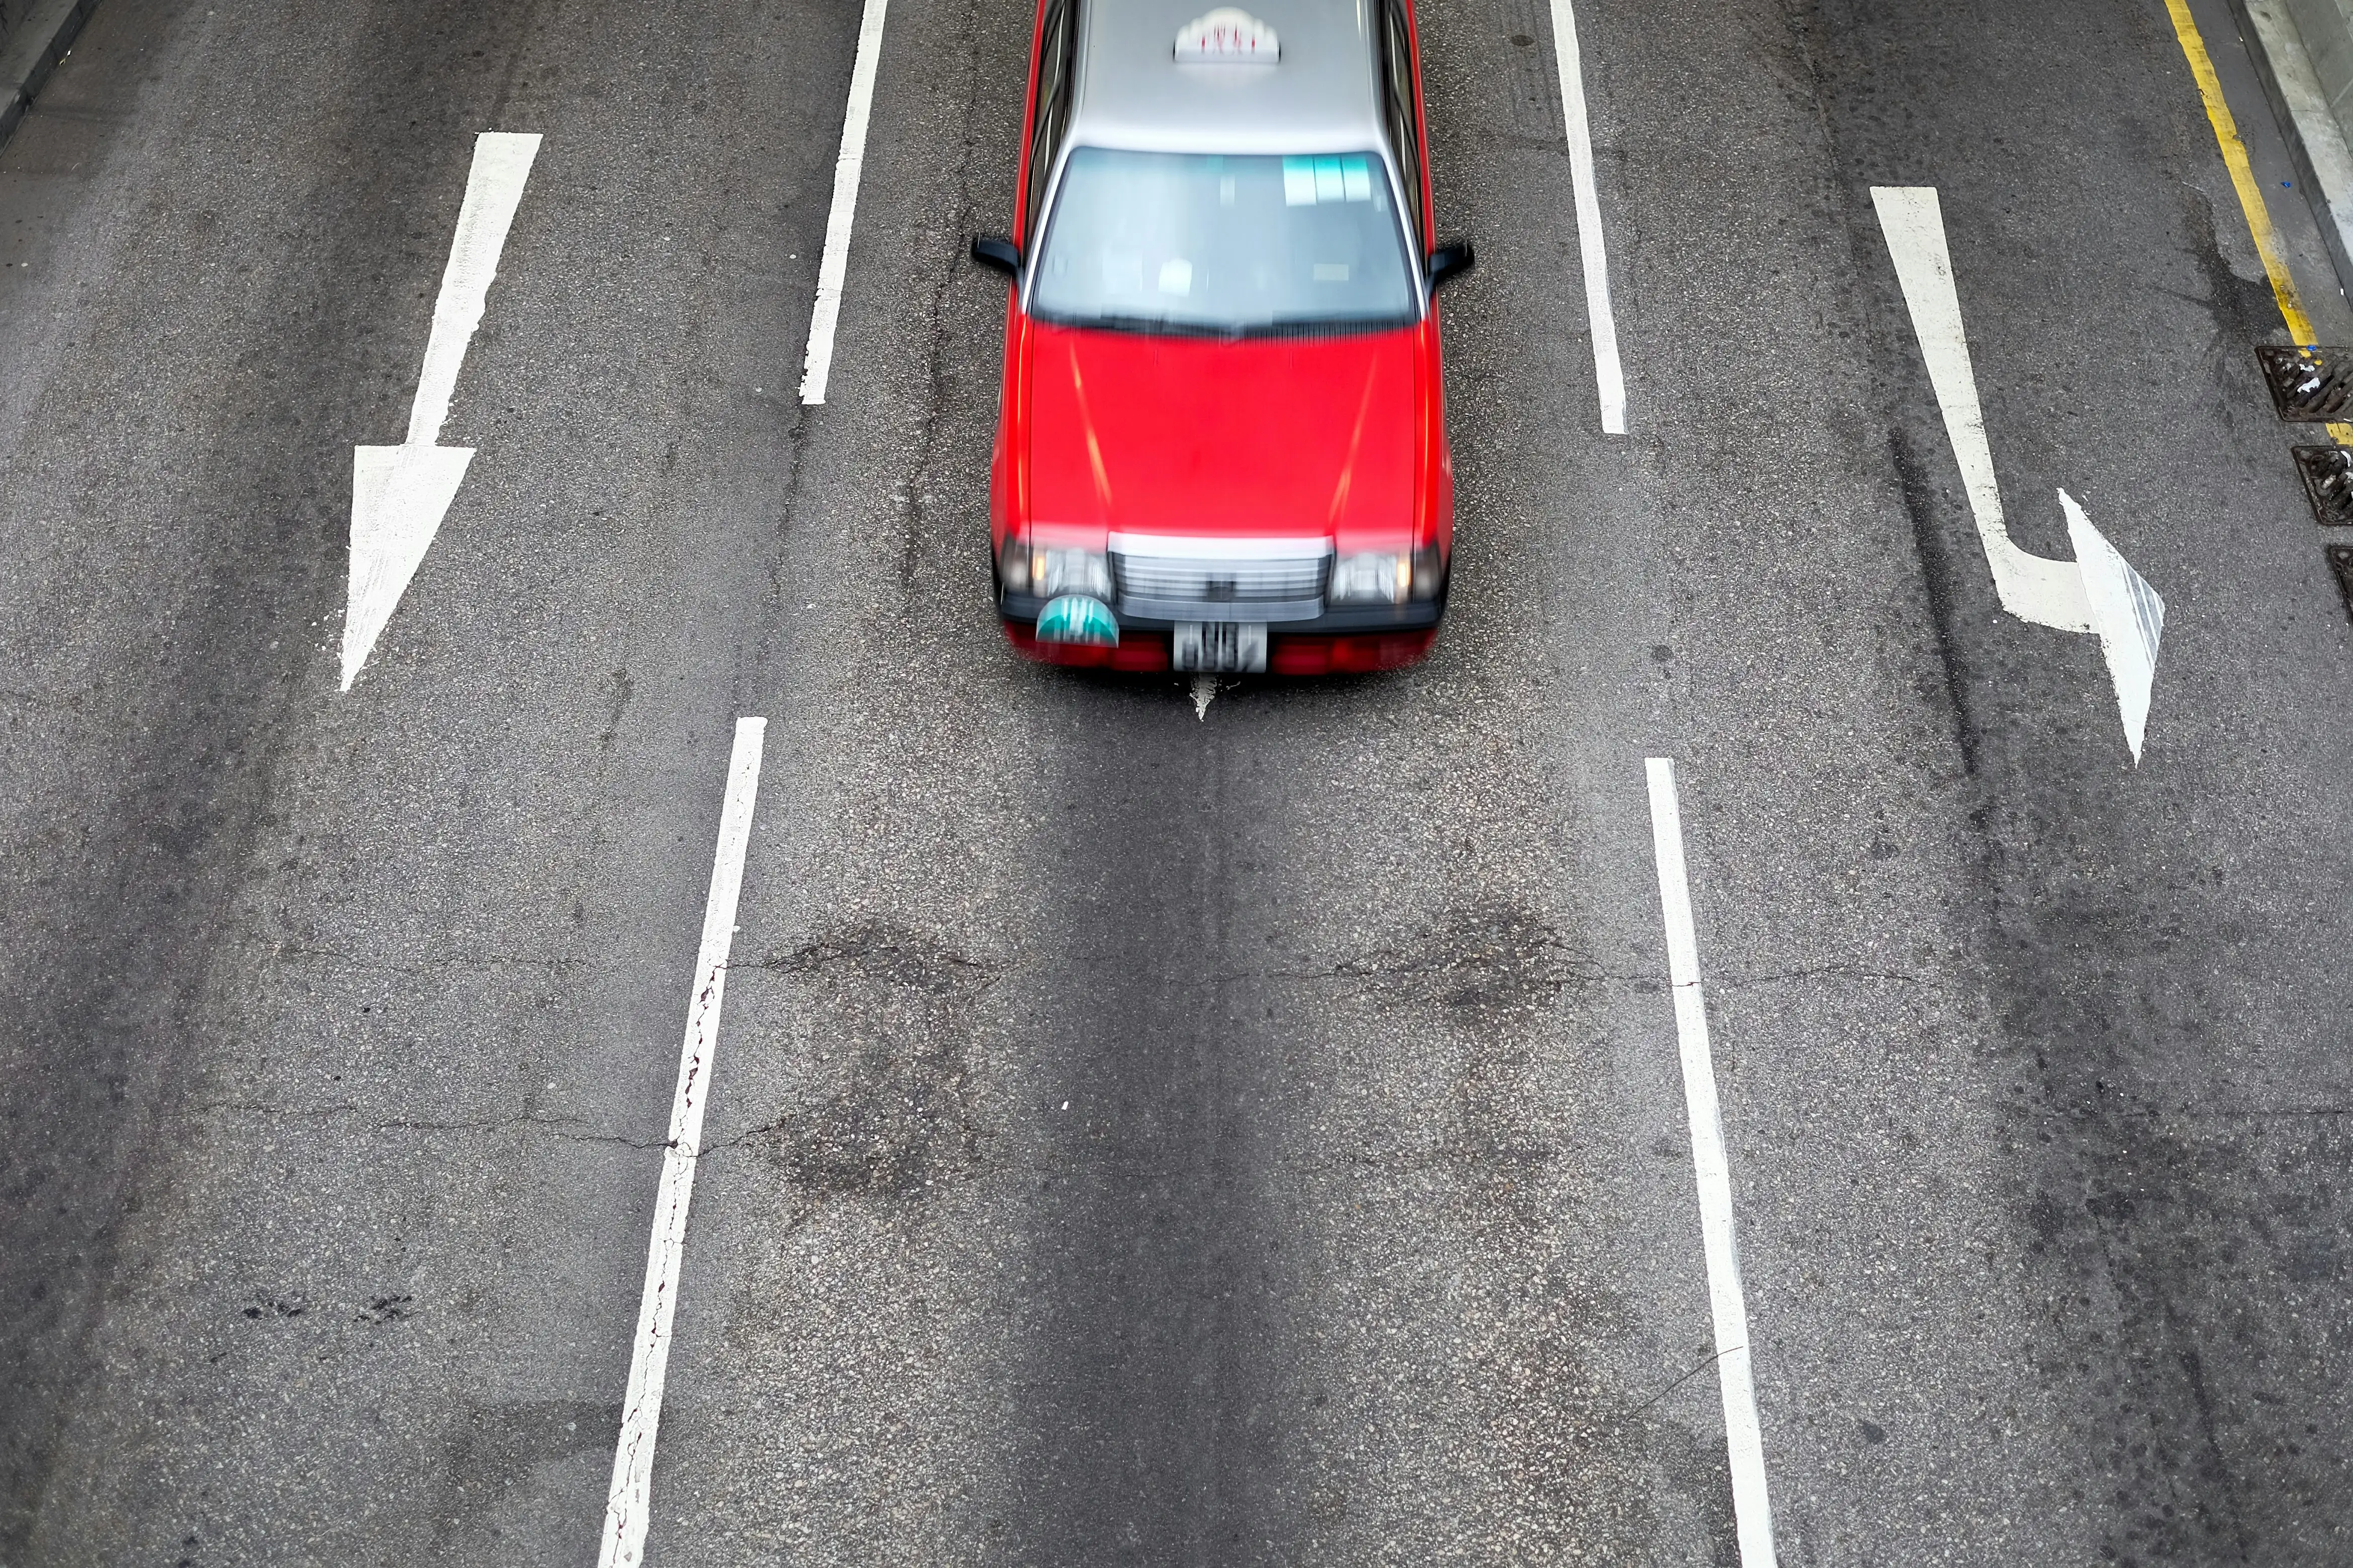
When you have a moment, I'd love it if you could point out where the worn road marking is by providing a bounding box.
[343,132,540,691]
[800,0,891,404]
[2162,0,2353,441]
[1644,758,1776,1568]
[1544,0,1626,433]
[598,718,768,1568]
[1872,186,2166,762]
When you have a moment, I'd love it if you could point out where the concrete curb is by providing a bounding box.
[2230,0,2353,308]
[0,0,102,152]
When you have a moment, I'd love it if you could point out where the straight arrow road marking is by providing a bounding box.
[598,717,768,1568]
[342,131,542,691]
[1871,185,2166,763]
[800,0,891,405]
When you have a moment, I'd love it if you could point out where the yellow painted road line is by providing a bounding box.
[2163,0,2353,440]
[2166,0,2315,336]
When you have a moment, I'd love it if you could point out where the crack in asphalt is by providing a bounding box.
[1625,1344,1738,1417]
[273,944,589,974]
[890,0,991,612]
[192,1100,665,1149]
[1711,961,1955,991]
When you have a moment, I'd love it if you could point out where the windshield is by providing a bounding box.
[1029,148,1419,335]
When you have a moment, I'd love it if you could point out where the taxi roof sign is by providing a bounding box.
[1174,8,1280,63]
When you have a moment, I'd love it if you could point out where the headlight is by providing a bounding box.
[1329,547,1447,605]
[1328,551,1410,605]
[1040,548,1113,600]
[1409,542,1445,599]
[1002,539,1112,600]
[997,538,1032,592]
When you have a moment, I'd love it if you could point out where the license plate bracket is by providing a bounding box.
[1171,621,1268,672]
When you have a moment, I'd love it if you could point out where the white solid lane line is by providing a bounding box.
[1643,758,1777,1568]
[800,0,892,405]
[344,131,541,691]
[1544,0,1627,434]
[597,718,768,1568]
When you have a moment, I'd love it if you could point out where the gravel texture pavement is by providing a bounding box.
[3,0,2350,1561]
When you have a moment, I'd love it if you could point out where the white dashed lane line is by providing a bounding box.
[800,0,893,405]
[598,718,768,1568]
[1543,0,1626,434]
[1644,758,1777,1568]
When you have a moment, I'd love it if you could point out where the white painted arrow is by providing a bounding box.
[342,131,542,691]
[1872,185,2166,763]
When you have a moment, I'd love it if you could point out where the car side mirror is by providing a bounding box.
[971,235,1022,277]
[1427,240,1476,292]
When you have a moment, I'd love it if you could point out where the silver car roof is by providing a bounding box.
[1066,0,1390,157]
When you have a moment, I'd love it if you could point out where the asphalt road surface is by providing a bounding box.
[5,0,2352,1561]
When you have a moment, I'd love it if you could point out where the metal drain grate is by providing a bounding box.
[2331,546,2353,623]
[2294,445,2353,525]
[2257,344,2353,420]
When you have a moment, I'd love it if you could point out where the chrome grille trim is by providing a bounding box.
[1106,532,1334,560]
[1115,556,1326,602]
[1109,534,1330,623]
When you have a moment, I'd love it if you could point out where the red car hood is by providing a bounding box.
[1024,322,1422,545]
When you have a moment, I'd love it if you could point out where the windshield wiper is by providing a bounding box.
[1039,309,1416,340]
[1259,311,1417,332]
[1057,311,1243,339]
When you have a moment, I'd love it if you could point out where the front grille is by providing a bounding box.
[1113,551,1328,623]
[1115,555,1325,603]
[1106,534,1332,623]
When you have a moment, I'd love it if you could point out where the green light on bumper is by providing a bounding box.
[1035,595,1119,646]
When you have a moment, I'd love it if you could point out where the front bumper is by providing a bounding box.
[998,590,1443,674]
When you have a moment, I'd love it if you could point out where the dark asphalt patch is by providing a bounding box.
[752,921,993,1207]
[429,1400,622,1559]
[1002,679,1291,1565]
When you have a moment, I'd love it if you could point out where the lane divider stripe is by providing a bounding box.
[1546,0,1627,434]
[801,0,892,405]
[1644,758,1777,1568]
[597,717,769,1568]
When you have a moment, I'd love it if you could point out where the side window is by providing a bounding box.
[1024,0,1077,243]
[1377,0,1425,251]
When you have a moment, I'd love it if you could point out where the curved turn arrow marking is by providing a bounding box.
[1872,185,2166,763]
[343,131,542,692]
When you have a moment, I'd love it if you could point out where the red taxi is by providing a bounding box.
[972,0,1472,674]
